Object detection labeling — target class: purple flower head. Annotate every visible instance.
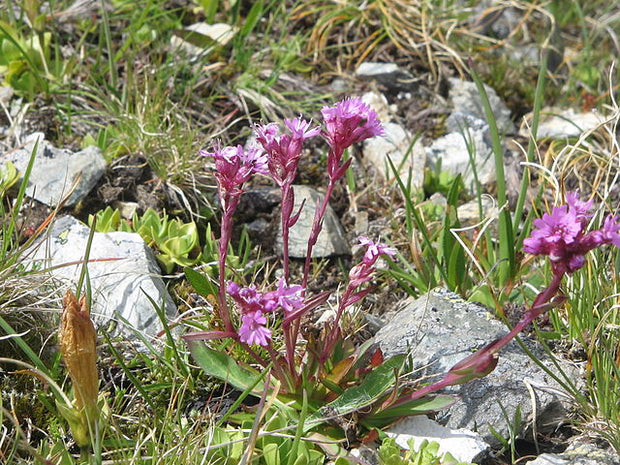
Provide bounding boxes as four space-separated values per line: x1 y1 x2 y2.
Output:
264 279 305 315
227 280 306 344
254 118 319 186
285 117 321 140
201 143 268 202
321 98 384 166
358 236 397 266
238 311 271 346
346 237 396 289
522 192 620 275
227 282 264 313
602 215 620 247
566 191 593 227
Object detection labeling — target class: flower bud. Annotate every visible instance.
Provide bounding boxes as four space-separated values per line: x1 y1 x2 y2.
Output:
59 290 99 447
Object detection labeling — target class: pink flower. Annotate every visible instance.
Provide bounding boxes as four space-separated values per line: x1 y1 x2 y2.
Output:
566 191 593 226
523 192 620 275
238 311 271 346
602 215 620 247
321 98 384 178
254 117 320 186
286 117 321 141
358 236 397 265
201 144 268 201
227 280 306 344
264 279 304 315
347 237 396 289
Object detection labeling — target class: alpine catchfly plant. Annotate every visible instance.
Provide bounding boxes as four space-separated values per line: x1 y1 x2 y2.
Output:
184 102 620 444
186 98 456 428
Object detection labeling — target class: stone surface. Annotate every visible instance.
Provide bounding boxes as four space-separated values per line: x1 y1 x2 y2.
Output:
521 108 607 140
361 91 393 125
448 77 514 134
457 195 498 226
385 415 490 464
373 288 577 445
356 62 416 91
170 22 235 56
26 216 177 340
276 185 350 258
425 124 496 190
526 442 620 465
1 133 106 207
363 122 426 189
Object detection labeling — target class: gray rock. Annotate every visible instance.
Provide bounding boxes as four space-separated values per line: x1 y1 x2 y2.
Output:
526 442 620 465
276 185 350 258
425 123 496 190
26 216 177 341
448 78 514 134
356 62 416 91
363 122 426 189
2 133 106 207
385 415 490 464
374 288 577 445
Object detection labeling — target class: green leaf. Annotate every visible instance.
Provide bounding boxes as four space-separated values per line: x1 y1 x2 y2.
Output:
188 341 263 393
184 266 218 297
238 0 263 39
263 443 280 465
362 394 455 428
305 355 405 431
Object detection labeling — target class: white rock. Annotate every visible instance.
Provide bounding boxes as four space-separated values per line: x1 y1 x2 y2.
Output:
526 442 620 465
363 122 426 189
457 196 498 225
426 126 495 190
356 62 416 91
171 22 236 56
521 107 607 140
361 91 393 125
385 416 490 464
27 216 177 341
1 133 106 207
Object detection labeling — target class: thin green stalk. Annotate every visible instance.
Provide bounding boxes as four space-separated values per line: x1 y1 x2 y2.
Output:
99 0 118 90
2 140 38 258
0 317 50 376
288 388 309 465
102 331 163 424
387 156 448 285
468 61 515 287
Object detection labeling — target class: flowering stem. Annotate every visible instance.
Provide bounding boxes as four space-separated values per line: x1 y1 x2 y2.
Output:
302 180 336 289
389 273 565 410
296 179 336 349
217 201 237 333
281 183 294 282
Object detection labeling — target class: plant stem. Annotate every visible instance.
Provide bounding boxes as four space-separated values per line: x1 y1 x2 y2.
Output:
302 181 335 289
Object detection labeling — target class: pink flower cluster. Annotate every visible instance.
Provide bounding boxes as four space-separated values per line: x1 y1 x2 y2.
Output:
344 237 397 306
523 192 620 276
200 144 268 210
321 98 384 180
227 279 304 346
255 117 321 187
